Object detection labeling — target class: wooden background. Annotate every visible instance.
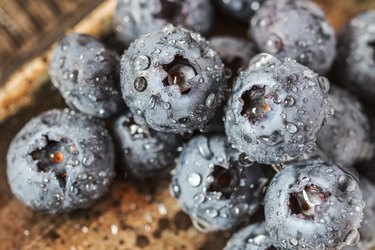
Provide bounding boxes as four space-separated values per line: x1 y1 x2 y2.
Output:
0 0 374 249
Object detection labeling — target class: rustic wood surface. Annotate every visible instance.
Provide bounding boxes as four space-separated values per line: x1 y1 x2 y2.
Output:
0 0 103 84
0 0 375 249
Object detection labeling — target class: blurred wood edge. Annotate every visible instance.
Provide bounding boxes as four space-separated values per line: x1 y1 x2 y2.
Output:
0 0 116 123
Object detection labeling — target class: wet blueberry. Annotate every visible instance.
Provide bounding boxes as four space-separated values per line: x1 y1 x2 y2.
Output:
171 135 268 232
225 53 331 164
6 109 115 213
49 33 125 118
112 112 182 180
250 0 336 74
335 10 375 104
316 86 374 167
265 159 363 249
120 25 225 134
113 0 214 45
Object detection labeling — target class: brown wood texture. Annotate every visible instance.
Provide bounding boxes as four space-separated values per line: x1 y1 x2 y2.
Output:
0 0 102 84
0 0 375 249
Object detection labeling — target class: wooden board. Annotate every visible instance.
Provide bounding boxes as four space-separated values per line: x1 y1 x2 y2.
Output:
0 0 375 249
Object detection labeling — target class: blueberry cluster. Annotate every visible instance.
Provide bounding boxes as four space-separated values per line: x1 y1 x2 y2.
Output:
6 0 375 249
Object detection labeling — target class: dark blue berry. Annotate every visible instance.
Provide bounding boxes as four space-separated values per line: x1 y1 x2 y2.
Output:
335 10 375 104
112 112 182 179
224 222 283 250
264 159 363 249
120 25 225 134
113 0 214 45
171 135 268 232
216 0 264 22
210 36 258 89
316 86 374 167
49 33 125 118
250 0 336 74
6 109 115 213
225 53 331 164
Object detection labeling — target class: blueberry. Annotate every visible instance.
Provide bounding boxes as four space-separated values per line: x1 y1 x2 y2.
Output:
6 109 115 213
216 0 264 22
120 25 225 134
316 86 374 167
210 36 258 89
112 112 182 179
335 10 375 103
224 222 283 250
225 53 331 164
250 0 336 74
49 33 125 118
171 135 268 232
113 0 214 46
345 177 375 250
264 159 363 249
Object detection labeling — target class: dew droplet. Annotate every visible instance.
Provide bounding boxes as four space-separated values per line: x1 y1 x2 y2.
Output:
205 93 216 108
344 229 360 245
134 77 148 92
134 55 150 70
286 123 298 133
284 96 295 107
205 207 218 218
187 172 202 187
149 95 157 109
170 184 180 198
193 193 206 204
318 76 330 93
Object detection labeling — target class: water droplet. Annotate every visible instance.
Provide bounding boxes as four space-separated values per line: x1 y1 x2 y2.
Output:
170 184 180 198
344 229 360 245
286 123 298 133
233 203 248 216
134 77 147 92
284 96 295 107
318 76 330 93
258 131 284 145
289 237 298 246
205 207 218 218
197 137 213 160
266 33 284 53
193 193 206 204
149 95 157 109
205 93 216 108
134 55 150 70
163 102 171 110
187 172 202 187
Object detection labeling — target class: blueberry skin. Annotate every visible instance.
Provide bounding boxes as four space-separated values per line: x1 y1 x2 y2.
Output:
210 36 258 88
335 10 375 103
345 177 375 250
316 86 374 167
224 222 283 250
250 0 336 74
113 112 182 179
216 0 264 22
171 135 268 232
121 25 225 134
49 33 125 118
265 160 363 250
113 0 214 46
6 109 115 213
225 53 331 165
